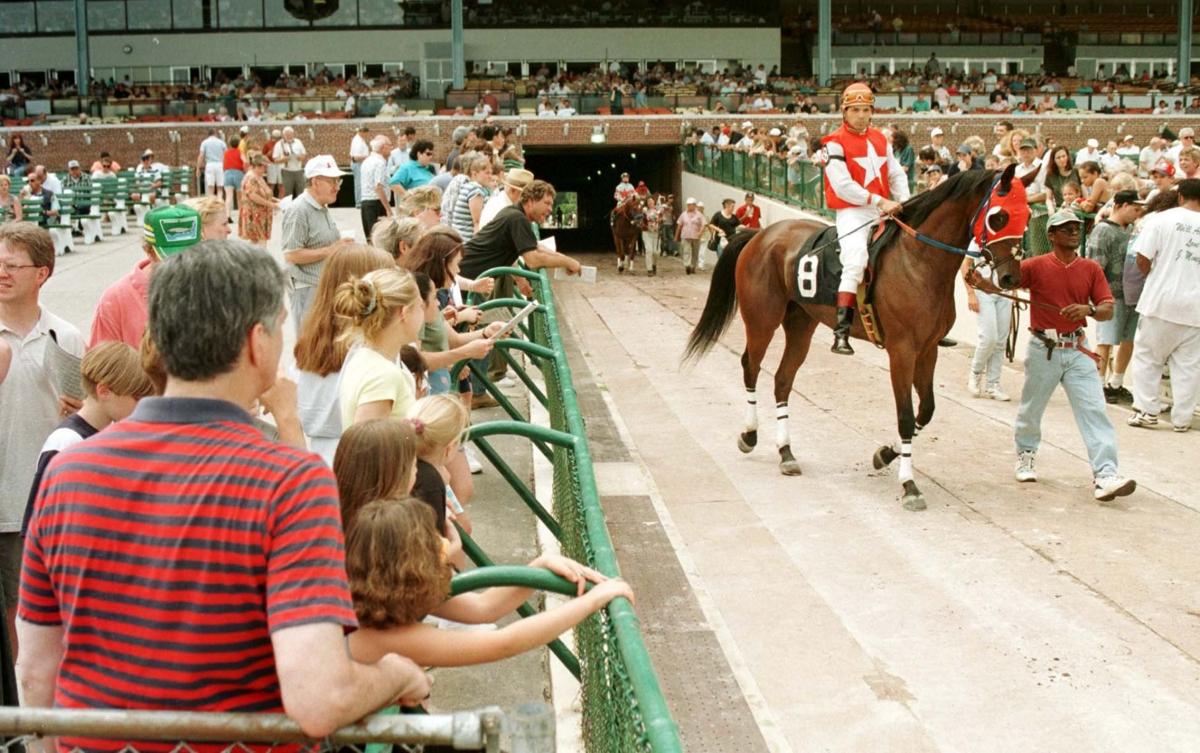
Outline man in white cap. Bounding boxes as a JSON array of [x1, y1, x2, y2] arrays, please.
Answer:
[[926, 128, 951, 169], [480, 167, 534, 230], [821, 82, 909, 355], [280, 155, 353, 334], [613, 172, 635, 206], [1117, 134, 1140, 160], [1075, 137, 1102, 165], [674, 198, 707, 274]]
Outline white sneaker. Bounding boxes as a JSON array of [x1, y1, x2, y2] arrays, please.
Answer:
[[1015, 451, 1037, 482], [496, 376, 517, 389], [464, 445, 484, 475], [1094, 475, 1136, 501], [1127, 410, 1159, 428], [967, 371, 983, 397], [985, 385, 1010, 401]]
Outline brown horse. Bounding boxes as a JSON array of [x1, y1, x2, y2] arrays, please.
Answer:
[[612, 196, 643, 273], [683, 166, 1032, 511]]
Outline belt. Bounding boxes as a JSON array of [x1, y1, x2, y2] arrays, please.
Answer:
[[1030, 328, 1100, 364]]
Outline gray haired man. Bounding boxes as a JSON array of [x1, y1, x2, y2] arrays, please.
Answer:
[[280, 155, 353, 334]]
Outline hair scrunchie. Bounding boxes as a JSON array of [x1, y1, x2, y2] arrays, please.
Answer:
[[360, 285, 377, 317], [409, 418, 425, 435]]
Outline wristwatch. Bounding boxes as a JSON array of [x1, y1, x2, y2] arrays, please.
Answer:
[[1088, 303, 1097, 317]]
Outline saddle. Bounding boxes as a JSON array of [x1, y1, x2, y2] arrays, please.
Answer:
[[790, 221, 900, 345], [791, 221, 897, 306]]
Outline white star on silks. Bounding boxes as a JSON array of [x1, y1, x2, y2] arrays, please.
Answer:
[[854, 149, 889, 190]]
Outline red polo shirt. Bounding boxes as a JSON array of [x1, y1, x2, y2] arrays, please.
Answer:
[[735, 203, 762, 228], [1019, 253, 1113, 333]]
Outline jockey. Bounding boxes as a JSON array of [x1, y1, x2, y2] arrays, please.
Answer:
[[821, 82, 911, 355], [614, 172, 635, 205]]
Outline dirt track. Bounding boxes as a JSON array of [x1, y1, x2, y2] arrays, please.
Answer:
[[558, 250, 1200, 753]]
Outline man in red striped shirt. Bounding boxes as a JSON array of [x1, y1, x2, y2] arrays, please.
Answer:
[[18, 239, 429, 750]]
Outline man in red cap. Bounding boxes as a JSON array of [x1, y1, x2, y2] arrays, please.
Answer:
[[821, 82, 910, 354]]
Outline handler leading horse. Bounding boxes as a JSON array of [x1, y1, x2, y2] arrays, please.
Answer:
[[683, 165, 1035, 510]]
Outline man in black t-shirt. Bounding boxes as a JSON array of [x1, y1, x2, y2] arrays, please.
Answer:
[[459, 180, 582, 280]]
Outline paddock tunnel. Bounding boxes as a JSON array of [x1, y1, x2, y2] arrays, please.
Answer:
[[523, 146, 680, 251]]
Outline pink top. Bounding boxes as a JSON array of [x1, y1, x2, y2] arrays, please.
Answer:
[[89, 258, 153, 349], [677, 209, 707, 240]]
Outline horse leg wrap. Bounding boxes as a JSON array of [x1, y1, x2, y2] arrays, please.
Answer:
[[898, 440, 914, 484], [775, 402, 789, 449], [744, 388, 758, 432]]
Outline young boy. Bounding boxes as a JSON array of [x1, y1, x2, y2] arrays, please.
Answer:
[[23, 341, 156, 532]]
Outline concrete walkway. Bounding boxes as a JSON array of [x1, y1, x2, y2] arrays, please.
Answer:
[[556, 250, 1200, 753]]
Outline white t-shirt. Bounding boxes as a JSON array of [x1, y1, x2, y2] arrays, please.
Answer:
[[272, 137, 307, 171], [350, 134, 370, 162], [0, 308, 84, 531], [359, 152, 389, 203], [292, 366, 342, 467], [1132, 206, 1200, 327]]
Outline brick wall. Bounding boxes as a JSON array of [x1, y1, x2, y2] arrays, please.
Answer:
[[1, 115, 1193, 172]]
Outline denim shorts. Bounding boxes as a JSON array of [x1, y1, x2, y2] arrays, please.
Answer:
[[223, 169, 245, 188], [1096, 300, 1138, 345]]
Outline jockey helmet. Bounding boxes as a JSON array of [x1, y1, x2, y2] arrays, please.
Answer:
[[841, 83, 875, 110]]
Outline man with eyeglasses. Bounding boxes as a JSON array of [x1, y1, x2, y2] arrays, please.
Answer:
[[387, 139, 438, 201], [280, 155, 354, 335], [1167, 127, 1195, 173], [0, 222, 85, 638], [272, 126, 308, 199]]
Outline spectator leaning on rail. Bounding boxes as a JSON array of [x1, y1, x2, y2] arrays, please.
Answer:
[[17, 239, 431, 748], [821, 82, 910, 356], [281, 155, 355, 336], [0, 222, 85, 647]]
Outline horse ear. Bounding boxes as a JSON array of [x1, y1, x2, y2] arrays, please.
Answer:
[[1018, 166, 1038, 187], [999, 163, 1017, 193]]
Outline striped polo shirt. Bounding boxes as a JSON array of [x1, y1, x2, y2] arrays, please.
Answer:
[[20, 397, 356, 751]]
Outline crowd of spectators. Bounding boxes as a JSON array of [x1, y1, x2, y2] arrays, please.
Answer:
[[0, 114, 636, 743]]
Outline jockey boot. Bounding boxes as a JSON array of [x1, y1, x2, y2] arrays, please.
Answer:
[[832, 292, 856, 355]]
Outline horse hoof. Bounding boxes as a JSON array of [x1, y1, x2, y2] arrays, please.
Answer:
[[872, 445, 898, 470], [737, 431, 757, 453], [902, 493, 927, 511], [780, 459, 803, 476]]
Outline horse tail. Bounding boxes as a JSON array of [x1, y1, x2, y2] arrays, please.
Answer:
[[683, 229, 758, 364]]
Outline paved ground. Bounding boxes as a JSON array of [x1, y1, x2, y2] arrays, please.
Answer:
[[37, 218, 1200, 752], [556, 249, 1200, 753]]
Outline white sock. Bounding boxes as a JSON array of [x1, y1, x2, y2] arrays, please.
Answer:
[[1111, 372, 1124, 388]]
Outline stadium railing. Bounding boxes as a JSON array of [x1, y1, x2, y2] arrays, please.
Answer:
[[682, 143, 832, 217], [451, 265, 684, 753]]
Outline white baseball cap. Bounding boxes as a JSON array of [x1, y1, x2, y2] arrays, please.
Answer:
[[1086, 138, 1099, 148], [931, 127, 944, 137], [741, 121, 753, 129], [304, 155, 348, 179], [685, 197, 697, 204], [768, 128, 782, 136]]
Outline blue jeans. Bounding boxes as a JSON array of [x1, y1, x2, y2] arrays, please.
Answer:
[[971, 290, 1011, 387], [351, 161, 362, 208], [1015, 337, 1119, 478]]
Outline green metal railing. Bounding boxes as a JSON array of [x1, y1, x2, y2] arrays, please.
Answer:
[[681, 144, 832, 217], [451, 265, 682, 753]]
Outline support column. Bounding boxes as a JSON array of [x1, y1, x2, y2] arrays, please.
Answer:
[[73, 0, 88, 95], [451, 0, 465, 90], [818, 0, 832, 86], [1179, 0, 1193, 89]]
